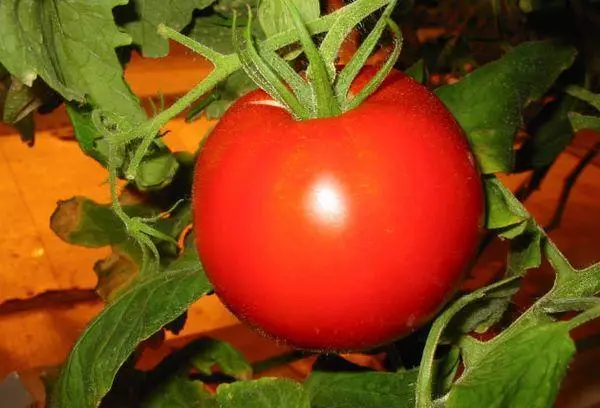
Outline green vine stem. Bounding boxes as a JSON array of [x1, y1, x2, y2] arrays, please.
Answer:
[[415, 179, 600, 407], [343, 17, 402, 111], [335, 0, 398, 104], [234, 9, 311, 120], [91, 110, 179, 274], [414, 277, 521, 408], [284, 1, 342, 118], [125, 0, 393, 180]]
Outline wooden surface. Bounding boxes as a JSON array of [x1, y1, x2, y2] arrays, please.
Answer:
[[1, 40, 600, 406]]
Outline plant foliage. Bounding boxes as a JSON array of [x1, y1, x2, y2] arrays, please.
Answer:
[[1, 0, 600, 407]]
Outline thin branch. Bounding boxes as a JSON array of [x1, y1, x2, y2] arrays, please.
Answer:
[[125, 66, 237, 180], [157, 24, 225, 64]]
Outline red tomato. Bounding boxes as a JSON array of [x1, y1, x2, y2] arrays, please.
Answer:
[[192, 68, 484, 351]]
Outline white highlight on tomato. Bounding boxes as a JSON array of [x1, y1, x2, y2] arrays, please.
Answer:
[[307, 177, 347, 228]]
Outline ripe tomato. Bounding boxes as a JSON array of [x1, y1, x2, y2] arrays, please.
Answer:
[[193, 68, 484, 351]]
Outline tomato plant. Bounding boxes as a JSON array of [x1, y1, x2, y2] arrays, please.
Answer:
[[193, 68, 484, 350], [1, 0, 600, 407]]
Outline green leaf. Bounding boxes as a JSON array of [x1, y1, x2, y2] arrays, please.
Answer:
[[68, 104, 179, 190], [434, 347, 460, 397], [188, 3, 263, 56], [565, 85, 600, 111], [213, 0, 259, 17], [50, 197, 148, 248], [119, 0, 215, 58], [204, 71, 257, 120], [2, 77, 40, 124], [216, 378, 310, 408], [188, 15, 239, 54], [0, 68, 36, 145], [49, 195, 186, 248], [305, 370, 418, 408], [569, 112, 600, 133], [190, 339, 252, 380], [258, 0, 320, 37], [0, 0, 144, 122], [436, 42, 577, 174], [405, 59, 425, 84], [416, 277, 523, 407], [507, 220, 543, 277], [52, 248, 212, 408], [49, 196, 139, 299], [468, 129, 513, 174], [518, 95, 579, 169], [50, 195, 192, 300], [447, 279, 521, 336], [154, 202, 193, 244], [66, 104, 110, 165], [39, 367, 62, 407], [144, 376, 217, 408], [544, 244, 600, 300], [484, 177, 529, 238], [94, 241, 144, 302], [204, 99, 232, 119], [448, 323, 576, 408], [129, 141, 180, 191], [541, 297, 600, 314]]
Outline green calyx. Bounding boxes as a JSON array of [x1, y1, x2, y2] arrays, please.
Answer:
[[233, 0, 403, 120]]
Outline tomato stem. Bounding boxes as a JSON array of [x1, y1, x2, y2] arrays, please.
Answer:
[[335, 0, 401, 106], [230, 0, 403, 120], [342, 17, 403, 111], [283, 1, 342, 118], [234, 8, 310, 119]]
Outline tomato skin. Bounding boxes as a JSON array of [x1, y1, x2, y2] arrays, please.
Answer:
[[193, 68, 484, 351]]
